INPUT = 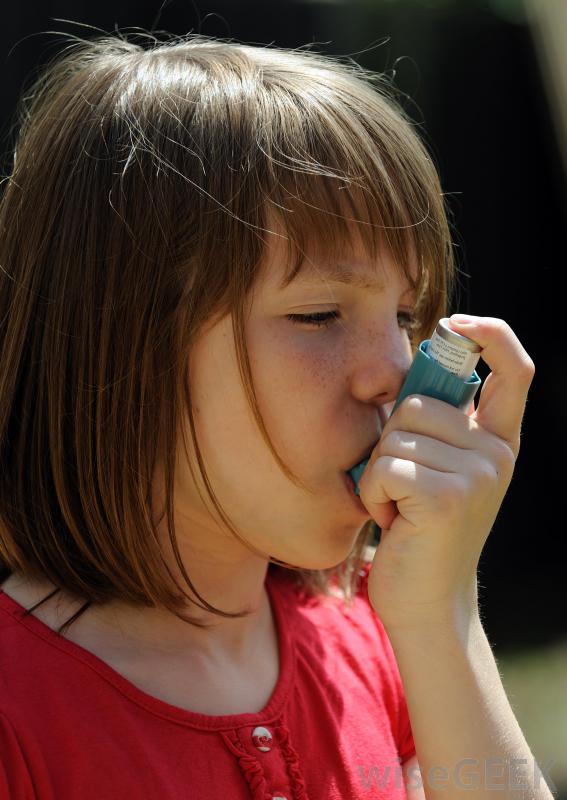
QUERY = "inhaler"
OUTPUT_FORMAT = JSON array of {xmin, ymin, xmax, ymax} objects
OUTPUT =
[{"xmin": 348, "ymin": 318, "xmax": 482, "ymax": 496}]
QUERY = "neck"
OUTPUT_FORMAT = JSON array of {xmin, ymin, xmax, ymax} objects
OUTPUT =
[{"xmin": 3, "ymin": 558, "xmax": 273, "ymax": 664}]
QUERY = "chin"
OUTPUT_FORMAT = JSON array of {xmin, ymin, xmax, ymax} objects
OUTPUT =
[{"xmin": 281, "ymin": 529, "xmax": 366, "ymax": 572}]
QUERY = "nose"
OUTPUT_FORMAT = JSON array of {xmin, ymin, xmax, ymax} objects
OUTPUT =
[{"xmin": 349, "ymin": 322, "xmax": 413, "ymax": 407}]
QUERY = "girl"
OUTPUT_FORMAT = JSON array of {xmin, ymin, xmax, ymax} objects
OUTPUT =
[{"xmin": 0, "ymin": 31, "xmax": 551, "ymax": 800}]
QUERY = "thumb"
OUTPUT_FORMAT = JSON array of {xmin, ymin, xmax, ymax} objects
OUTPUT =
[{"xmin": 447, "ymin": 315, "xmax": 534, "ymax": 454}]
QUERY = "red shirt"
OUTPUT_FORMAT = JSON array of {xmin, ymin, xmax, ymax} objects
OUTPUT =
[{"xmin": 0, "ymin": 563, "xmax": 415, "ymax": 799}]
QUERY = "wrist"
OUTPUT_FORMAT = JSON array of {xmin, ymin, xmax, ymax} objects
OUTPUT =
[{"xmin": 378, "ymin": 579, "xmax": 481, "ymax": 646}]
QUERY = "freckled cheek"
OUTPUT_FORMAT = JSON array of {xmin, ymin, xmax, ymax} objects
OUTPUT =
[
  {"xmin": 255, "ymin": 333, "xmax": 346, "ymax": 392},
  {"xmin": 250, "ymin": 328, "xmax": 349, "ymax": 407},
  {"xmin": 259, "ymin": 344, "xmax": 348, "ymax": 442},
  {"xmin": 293, "ymin": 347, "xmax": 345, "ymax": 390},
  {"xmin": 242, "ymin": 337, "xmax": 352, "ymax": 478}
]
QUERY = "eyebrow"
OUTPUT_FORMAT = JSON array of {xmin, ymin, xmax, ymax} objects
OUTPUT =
[{"xmin": 286, "ymin": 263, "xmax": 387, "ymax": 294}]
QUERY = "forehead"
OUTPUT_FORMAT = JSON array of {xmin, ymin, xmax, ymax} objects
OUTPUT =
[
  {"xmin": 283, "ymin": 259, "xmax": 391, "ymax": 294},
  {"xmin": 256, "ymin": 212, "xmax": 420, "ymax": 295},
  {"xmin": 271, "ymin": 245, "xmax": 418, "ymax": 295}
]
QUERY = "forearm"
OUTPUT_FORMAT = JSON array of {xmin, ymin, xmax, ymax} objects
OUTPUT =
[{"xmin": 387, "ymin": 609, "xmax": 555, "ymax": 799}]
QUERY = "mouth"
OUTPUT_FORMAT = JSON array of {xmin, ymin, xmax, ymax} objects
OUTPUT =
[
  {"xmin": 343, "ymin": 471, "xmax": 371, "ymax": 514},
  {"xmin": 344, "ymin": 439, "xmax": 380, "ymax": 497},
  {"xmin": 346, "ymin": 440, "xmax": 379, "ymax": 474},
  {"xmin": 343, "ymin": 407, "xmax": 390, "ymax": 495}
]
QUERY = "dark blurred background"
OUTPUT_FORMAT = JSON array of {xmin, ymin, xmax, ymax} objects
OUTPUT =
[{"xmin": 1, "ymin": 0, "xmax": 565, "ymax": 793}]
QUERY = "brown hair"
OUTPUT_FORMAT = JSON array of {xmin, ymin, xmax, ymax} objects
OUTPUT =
[{"xmin": 0, "ymin": 30, "xmax": 457, "ymax": 636}]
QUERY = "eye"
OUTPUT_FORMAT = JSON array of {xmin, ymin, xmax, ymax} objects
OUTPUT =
[
  {"xmin": 286, "ymin": 310, "xmax": 418, "ymax": 332},
  {"xmin": 286, "ymin": 311, "xmax": 340, "ymax": 328}
]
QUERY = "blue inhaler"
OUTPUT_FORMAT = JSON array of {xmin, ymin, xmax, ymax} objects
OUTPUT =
[{"xmin": 348, "ymin": 318, "xmax": 482, "ymax": 496}]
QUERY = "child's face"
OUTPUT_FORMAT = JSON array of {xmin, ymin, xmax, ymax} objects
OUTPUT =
[{"xmin": 176, "ymin": 227, "xmax": 417, "ymax": 571}]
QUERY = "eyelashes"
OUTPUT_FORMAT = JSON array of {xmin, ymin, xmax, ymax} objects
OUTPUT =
[
  {"xmin": 286, "ymin": 311, "xmax": 340, "ymax": 328},
  {"xmin": 286, "ymin": 310, "xmax": 417, "ymax": 332}
]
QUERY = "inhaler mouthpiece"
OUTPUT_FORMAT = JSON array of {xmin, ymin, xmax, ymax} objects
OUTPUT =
[{"xmin": 348, "ymin": 318, "xmax": 482, "ymax": 496}]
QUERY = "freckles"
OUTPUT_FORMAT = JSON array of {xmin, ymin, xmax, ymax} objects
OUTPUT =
[
  {"xmin": 264, "ymin": 328, "xmax": 350, "ymax": 394},
  {"xmin": 293, "ymin": 347, "xmax": 346, "ymax": 390}
]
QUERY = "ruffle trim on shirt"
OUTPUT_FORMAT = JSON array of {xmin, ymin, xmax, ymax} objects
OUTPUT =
[
  {"xmin": 275, "ymin": 725, "xmax": 309, "ymax": 798},
  {"xmin": 220, "ymin": 722, "xmax": 310, "ymax": 799},
  {"xmin": 220, "ymin": 730, "xmax": 271, "ymax": 799}
]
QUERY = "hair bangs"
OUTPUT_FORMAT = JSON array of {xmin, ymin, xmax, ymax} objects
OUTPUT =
[{"xmin": 247, "ymin": 69, "xmax": 453, "ymax": 344}]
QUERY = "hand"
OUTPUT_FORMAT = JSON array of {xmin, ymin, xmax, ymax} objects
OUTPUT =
[{"xmin": 359, "ymin": 315, "xmax": 535, "ymax": 633}]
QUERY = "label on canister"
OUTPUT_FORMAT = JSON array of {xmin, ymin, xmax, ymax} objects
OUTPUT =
[{"xmin": 426, "ymin": 318, "xmax": 481, "ymax": 379}]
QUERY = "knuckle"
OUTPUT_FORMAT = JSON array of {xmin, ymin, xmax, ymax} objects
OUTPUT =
[
  {"xmin": 519, "ymin": 356, "xmax": 536, "ymax": 381},
  {"xmin": 370, "ymin": 454, "xmax": 393, "ymax": 478},
  {"xmin": 491, "ymin": 317, "xmax": 517, "ymax": 339},
  {"xmin": 480, "ymin": 317, "xmax": 510, "ymax": 337},
  {"xmin": 471, "ymin": 459, "xmax": 499, "ymax": 492},
  {"xmin": 491, "ymin": 317, "xmax": 510, "ymax": 333},
  {"xmin": 492, "ymin": 439, "xmax": 516, "ymax": 477},
  {"xmin": 379, "ymin": 430, "xmax": 403, "ymax": 454},
  {"xmin": 360, "ymin": 454, "xmax": 392, "ymax": 496},
  {"xmin": 400, "ymin": 394, "xmax": 423, "ymax": 416},
  {"xmin": 360, "ymin": 455, "xmax": 379, "ymax": 489}
]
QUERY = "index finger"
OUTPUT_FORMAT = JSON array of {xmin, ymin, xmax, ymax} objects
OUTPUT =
[{"xmin": 448, "ymin": 315, "xmax": 535, "ymax": 452}]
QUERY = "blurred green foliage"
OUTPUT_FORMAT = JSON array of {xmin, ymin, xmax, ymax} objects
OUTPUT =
[{"xmin": 497, "ymin": 638, "xmax": 567, "ymax": 798}]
